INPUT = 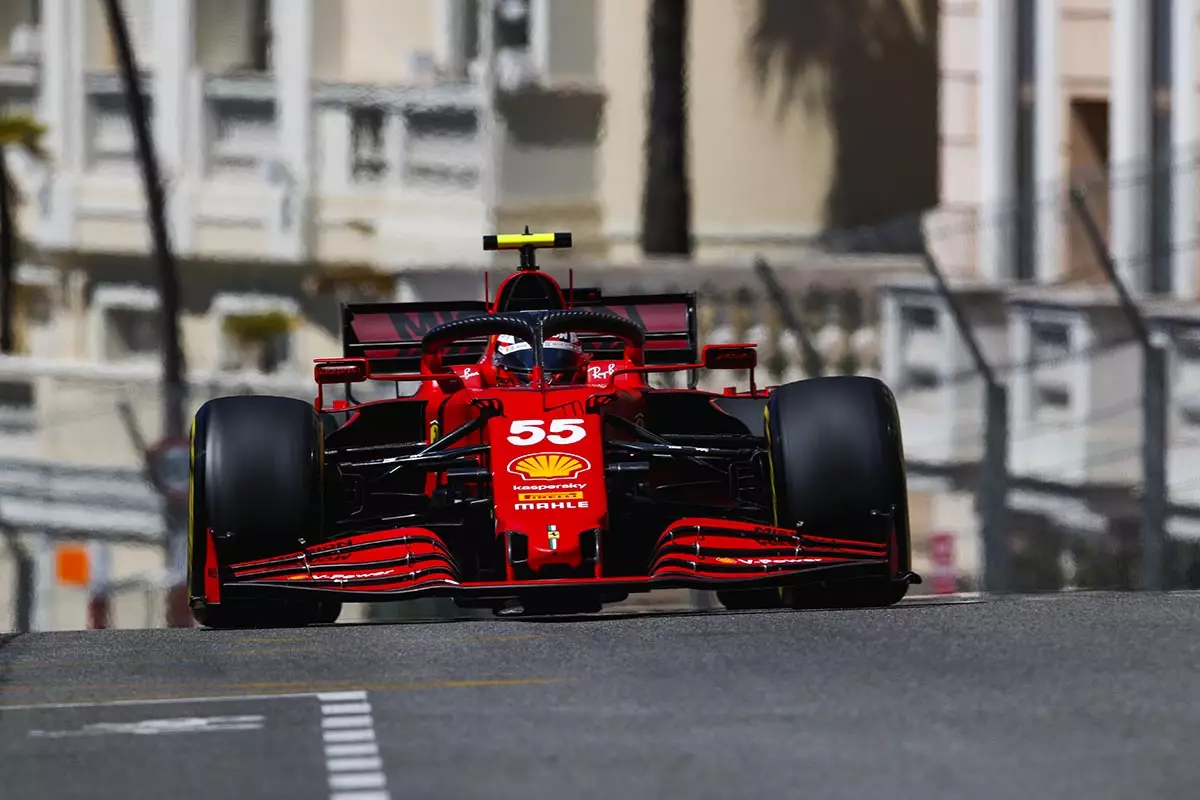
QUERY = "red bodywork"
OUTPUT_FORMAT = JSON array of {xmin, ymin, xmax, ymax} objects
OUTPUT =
[{"xmin": 198, "ymin": 260, "xmax": 902, "ymax": 611}]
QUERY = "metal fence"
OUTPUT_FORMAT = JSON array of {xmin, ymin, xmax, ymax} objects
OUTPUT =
[{"xmin": 877, "ymin": 155, "xmax": 1200, "ymax": 597}]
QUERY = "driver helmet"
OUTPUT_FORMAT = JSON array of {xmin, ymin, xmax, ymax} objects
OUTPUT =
[{"xmin": 493, "ymin": 332, "xmax": 587, "ymax": 386}]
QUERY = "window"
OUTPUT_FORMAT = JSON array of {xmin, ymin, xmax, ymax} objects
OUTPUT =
[
  {"xmin": 896, "ymin": 302, "xmax": 942, "ymax": 391},
  {"xmin": 213, "ymin": 293, "xmax": 298, "ymax": 374},
  {"xmin": 89, "ymin": 94, "xmax": 143, "ymax": 168},
  {"xmin": 90, "ymin": 285, "xmax": 160, "ymax": 364},
  {"xmin": 6, "ymin": 1, "xmax": 41, "ymax": 63},
  {"xmin": 496, "ymin": 0, "xmax": 531, "ymax": 50},
  {"xmin": 439, "ymin": 0, "xmax": 481, "ymax": 78},
  {"xmin": 1174, "ymin": 333, "xmax": 1200, "ymax": 428},
  {"xmin": 1029, "ymin": 320, "xmax": 1070, "ymax": 362},
  {"xmin": 208, "ymin": 99, "xmax": 275, "ymax": 177},
  {"xmin": 8, "ymin": 265, "xmax": 58, "ymax": 356},
  {"xmin": 251, "ymin": 0, "xmax": 273, "ymax": 72},
  {"xmin": 1027, "ymin": 318, "xmax": 1075, "ymax": 425},
  {"xmin": 107, "ymin": 309, "xmax": 160, "ymax": 358},
  {"xmin": 350, "ymin": 107, "xmax": 387, "ymax": 183},
  {"xmin": 0, "ymin": 379, "xmax": 36, "ymax": 435},
  {"xmin": 441, "ymin": 0, "xmax": 533, "ymax": 84},
  {"xmin": 494, "ymin": 0, "xmax": 534, "ymax": 89}
]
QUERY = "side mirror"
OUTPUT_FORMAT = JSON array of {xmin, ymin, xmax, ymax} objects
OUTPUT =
[
  {"xmin": 702, "ymin": 344, "xmax": 757, "ymax": 371},
  {"xmin": 314, "ymin": 358, "xmax": 368, "ymax": 384}
]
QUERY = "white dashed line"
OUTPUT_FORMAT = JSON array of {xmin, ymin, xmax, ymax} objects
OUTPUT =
[
  {"xmin": 325, "ymin": 742, "xmax": 379, "ymax": 757},
  {"xmin": 330, "ymin": 772, "xmax": 387, "ymax": 790},
  {"xmin": 322, "ymin": 703, "xmax": 372, "ymax": 715},
  {"xmin": 323, "ymin": 728, "xmax": 376, "ymax": 743},
  {"xmin": 318, "ymin": 691, "xmax": 389, "ymax": 800},
  {"xmin": 322, "ymin": 715, "xmax": 375, "ymax": 729},
  {"xmin": 328, "ymin": 757, "xmax": 384, "ymax": 772}
]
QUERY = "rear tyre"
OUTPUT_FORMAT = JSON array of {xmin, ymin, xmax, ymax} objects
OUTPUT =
[
  {"xmin": 717, "ymin": 376, "xmax": 911, "ymax": 612},
  {"xmin": 189, "ymin": 395, "xmax": 329, "ymax": 629}
]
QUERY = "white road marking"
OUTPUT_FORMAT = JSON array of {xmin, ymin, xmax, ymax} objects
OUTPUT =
[
  {"xmin": 322, "ymin": 702, "xmax": 372, "ymax": 715},
  {"xmin": 319, "ymin": 692, "xmax": 389, "ymax": 800},
  {"xmin": 318, "ymin": 691, "xmax": 368, "ymax": 702},
  {"xmin": 327, "ymin": 757, "xmax": 384, "ymax": 772},
  {"xmin": 322, "ymin": 715, "xmax": 374, "ymax": 729},
  {"xmin": 323, "ymin": 728, "xmax": 376, "ymax": 743},
  {"xmin": 1, "ymin": 691, "xmax": 322, "ymax": 712},
  {"xmin": 325, "ymin": 742, "xmax": 379, "ymax": 758},
  {"xmin": 28, "ymin": 715, "xmax": 265, "ymax": 739},
  {"xmin": 329, "ymin": 772, "xmax": 387, "ymax": 790},
  {"xmin": 14, "ymin": 686, "xmax": 391, "ymax": 798}
]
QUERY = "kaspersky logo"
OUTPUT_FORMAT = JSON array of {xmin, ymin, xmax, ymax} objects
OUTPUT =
[{"xmin": 507, "ymin": 453, "xmax": 591, "ymax": 482}]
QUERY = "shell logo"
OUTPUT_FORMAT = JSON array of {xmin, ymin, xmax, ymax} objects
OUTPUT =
[{"xmin": 507, "ymin": 452, "xmax": 591, "ymax": 481}]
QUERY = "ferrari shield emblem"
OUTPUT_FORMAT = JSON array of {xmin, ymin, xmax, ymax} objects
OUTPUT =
[{"xmin": 429, "ymin": 419, "xmax": 440, "ymax": 443}]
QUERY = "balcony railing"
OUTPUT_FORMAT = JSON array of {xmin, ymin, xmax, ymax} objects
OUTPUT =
[{"xmin": 76, "ymin": 71, "xmax": 483, "ymax": 190}]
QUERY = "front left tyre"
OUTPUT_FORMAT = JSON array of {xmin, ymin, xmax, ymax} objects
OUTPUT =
[
  {"xmin": 717, "ymin": 375, "xmax": 912, "ymax": 612},
  {"xmin": 189, "ymin": 395, "xmax": 342, "ymax": 629}
]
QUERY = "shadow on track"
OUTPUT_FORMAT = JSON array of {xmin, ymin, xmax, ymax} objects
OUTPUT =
[{"xmin": 322, "ymin": 595, "xmax": 986, "ymax": 629}]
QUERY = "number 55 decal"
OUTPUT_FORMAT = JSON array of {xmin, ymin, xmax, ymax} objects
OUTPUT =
[{"xmin": 507, "ymin": 419, "xmax": 587, "ymax": 446}]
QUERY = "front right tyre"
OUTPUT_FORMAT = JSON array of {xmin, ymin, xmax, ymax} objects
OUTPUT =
[
  {"xmin": 189, "ymin": 395, "xmax": 340, "ymax": 629},
  {"xmin": 717, "ymin": 376, "xmax": 912, "ymax": 612}
]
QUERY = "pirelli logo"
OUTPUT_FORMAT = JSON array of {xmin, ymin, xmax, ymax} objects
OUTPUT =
[{"xmin": 517, "ymin": 490, "xmax": 584, "ymax": 502}]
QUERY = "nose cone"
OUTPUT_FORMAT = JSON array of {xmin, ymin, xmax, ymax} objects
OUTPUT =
[
  {"xmin": 486, "ymin": 403, "xmax": 609, "ymax": 576},
  {"xmin": 527, "ymin": 524, "xmax": 580, "ymax": 569}
]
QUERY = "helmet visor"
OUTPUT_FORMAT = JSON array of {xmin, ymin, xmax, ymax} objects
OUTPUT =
[{"xmin": 498, "ymin": 346, "xmax": 581, "ymax": 381}]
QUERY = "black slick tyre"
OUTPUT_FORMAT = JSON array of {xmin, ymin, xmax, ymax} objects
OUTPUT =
[
  {"xmin": 717, "ymin": 376, "xmax": 911, "ymax": 612},
  {"xmin": 189, "ymin": 395, "xmax": 333, "ymax": 629}
]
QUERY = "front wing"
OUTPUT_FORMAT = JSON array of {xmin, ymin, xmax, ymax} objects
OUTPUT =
[{"xmin": 197, "ymin": 516, "xmax": 904, "ymax": 605}]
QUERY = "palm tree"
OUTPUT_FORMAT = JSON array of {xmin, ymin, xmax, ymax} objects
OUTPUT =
[
  {"xmin": 745, "ymin": 0, "xmax": 938, "ymax": 232},
  {"xmin": 100, "ymin": 0, "xmax": 186, "ymax": 438},
  {"xmin": 640, "ymin": 0, "xmax": 692, "ymax": 257},
  {"xmin": 0, "ymin": 114, "xmax": 48, "ymax": 355},
  {"xmin": 101, "ymin": 0, "xmax": 191, "ymax": 627}
]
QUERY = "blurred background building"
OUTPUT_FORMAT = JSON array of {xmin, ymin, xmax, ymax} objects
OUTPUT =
[
  {"xmin": 884, "ymin": 0, "xmax": 1200, "ymax": 593},
  {"xmin": 0, "ymin": 0, "xmax": 939, "ymax": 629},
  {"xmin": 10, "ymin": 0, "xmax": 1197, "ymax": 630}
]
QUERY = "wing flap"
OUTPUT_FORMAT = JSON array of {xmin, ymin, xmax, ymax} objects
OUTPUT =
[{"xmin": 341, "ymin": 293, "xmax": 698, "ymax": 374}]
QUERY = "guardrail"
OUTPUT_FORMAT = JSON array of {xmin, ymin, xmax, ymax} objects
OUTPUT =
[{"xmin": 0, "ymin": 458, "xmax": 164, "ymax": 544}]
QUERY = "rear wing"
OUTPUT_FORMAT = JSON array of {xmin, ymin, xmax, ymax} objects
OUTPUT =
[{"xmin": 342, "ymin": 292, "xmax": 698, "ymax": 374}]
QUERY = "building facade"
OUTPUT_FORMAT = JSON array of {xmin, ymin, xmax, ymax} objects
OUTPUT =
[
  {"xmin": 0, "ymin": 0, "xmax": 940, "ymax": 629},
  {"xmin": 883, "ymin": 0, "xmax": 1200, "ymax": 591}
]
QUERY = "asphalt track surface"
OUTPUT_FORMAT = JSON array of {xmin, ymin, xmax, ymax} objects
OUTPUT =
[{"xmin": 2, "ymin": 592, "xmax": 1200, "ymax": 800}]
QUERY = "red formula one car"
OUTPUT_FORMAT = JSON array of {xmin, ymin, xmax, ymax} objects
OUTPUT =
[{"xmin": 187, "ymin": 231, "xmax": 921, "ymax": 627}]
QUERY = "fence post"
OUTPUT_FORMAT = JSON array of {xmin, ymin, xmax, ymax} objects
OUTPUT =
[
  {"xmin": 118, "ymin": 399, "xmax": 193, "ymax": 626},
  {"xmin": 918, "ymin": 251, "xmax": 1011, "ymax": 593},
  {"xmin": 1068, "ymin": 186, "xmax": 1168, "ymax": 590},
  {"xmin": 87, "ymin": 540, "xmax": 111, "ymax": 629},
  {"xmin": 3, "ymin": 523, "xmax": 34, "ymax": 632},
  {"xmin": 983, "ymin": 383, "xmax": 1011, "ymax": 592}
]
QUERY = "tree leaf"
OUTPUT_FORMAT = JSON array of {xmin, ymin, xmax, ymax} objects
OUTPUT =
[{"xmin": 0, "ymin": 114, "xmax": 50, "ymax": 162}]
